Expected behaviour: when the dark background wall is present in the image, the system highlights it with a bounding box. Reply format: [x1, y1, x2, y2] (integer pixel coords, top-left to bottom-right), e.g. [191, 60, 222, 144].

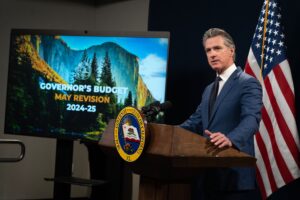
[148, 0, 300, 199]
[148, 0, 300, 129]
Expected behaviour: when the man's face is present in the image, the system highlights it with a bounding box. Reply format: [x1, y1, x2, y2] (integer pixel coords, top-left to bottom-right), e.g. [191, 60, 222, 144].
[204, 36, 235, 74]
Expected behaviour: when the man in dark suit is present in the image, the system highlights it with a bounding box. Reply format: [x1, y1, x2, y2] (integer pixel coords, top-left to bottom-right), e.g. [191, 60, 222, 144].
[181, 28, 263, 200]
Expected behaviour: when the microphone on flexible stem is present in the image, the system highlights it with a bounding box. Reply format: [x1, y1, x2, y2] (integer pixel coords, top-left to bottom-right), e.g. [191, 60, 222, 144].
[141, 101, 172, 122]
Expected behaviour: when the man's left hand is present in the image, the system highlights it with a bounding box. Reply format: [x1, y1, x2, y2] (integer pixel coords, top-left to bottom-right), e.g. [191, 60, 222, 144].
[204, 130, 232, 148]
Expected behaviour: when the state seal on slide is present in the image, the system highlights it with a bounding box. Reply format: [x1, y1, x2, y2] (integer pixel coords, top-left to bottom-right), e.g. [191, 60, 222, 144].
[114, 106, 146, 162]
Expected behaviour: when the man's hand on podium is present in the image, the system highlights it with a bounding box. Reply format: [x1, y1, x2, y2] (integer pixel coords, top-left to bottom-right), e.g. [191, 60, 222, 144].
[204, 130, 233, 148]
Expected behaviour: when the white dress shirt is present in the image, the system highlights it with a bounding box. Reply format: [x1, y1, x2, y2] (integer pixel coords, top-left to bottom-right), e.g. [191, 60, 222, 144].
[217, 63, 237, 95]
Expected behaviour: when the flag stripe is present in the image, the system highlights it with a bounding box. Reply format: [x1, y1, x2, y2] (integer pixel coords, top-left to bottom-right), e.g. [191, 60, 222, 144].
[260, 105, 294, 182]
[245, 49, 263, 82]
[261, 74, 300, 181]
[264, 76, 300, 170]
[256, 166, 268, 199]
[269, 69, 300, 152]
[273, 65, 296, 116]
[258, 118, 285, 187]
[255, 129, 278, 191]
[244, 61, 255, 77]
[280, 60, 295, 94]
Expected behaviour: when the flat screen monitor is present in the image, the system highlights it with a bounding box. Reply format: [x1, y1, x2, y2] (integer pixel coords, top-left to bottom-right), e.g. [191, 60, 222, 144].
[4, 29, 170, 141]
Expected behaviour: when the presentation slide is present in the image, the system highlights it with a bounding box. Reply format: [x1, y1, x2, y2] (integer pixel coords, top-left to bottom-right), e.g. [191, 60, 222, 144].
[5, 30, 169, 141]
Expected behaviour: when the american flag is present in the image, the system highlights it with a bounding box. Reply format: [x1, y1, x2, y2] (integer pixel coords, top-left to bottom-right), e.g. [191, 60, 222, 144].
[244, 0, 300, 199]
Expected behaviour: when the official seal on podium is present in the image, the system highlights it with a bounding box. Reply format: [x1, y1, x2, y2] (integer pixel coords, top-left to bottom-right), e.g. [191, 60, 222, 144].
[114, 106, 146, 162]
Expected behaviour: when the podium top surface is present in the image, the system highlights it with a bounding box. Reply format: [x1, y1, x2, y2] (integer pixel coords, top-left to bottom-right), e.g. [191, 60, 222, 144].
[99, 120, 256, 168]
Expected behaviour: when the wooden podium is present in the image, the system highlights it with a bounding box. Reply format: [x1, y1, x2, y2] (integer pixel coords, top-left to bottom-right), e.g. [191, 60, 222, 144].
[99, 120, 256, 200]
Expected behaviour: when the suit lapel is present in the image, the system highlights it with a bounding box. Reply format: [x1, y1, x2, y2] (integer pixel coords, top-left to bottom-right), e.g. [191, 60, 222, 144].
[208, 67, 242, 124]
[202, 84, 212, 127]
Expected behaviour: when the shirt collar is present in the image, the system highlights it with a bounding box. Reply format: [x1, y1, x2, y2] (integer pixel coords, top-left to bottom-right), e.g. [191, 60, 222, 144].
[217, 63, 237, 82]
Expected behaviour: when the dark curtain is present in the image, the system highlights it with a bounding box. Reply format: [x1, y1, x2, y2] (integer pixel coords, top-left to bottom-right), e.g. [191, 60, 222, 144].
[148, 0, 299, 127]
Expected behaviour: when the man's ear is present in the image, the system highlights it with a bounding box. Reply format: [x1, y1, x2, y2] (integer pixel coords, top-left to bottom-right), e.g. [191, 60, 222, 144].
[231, 48, 235, 55]
[230, 48, 235, 59]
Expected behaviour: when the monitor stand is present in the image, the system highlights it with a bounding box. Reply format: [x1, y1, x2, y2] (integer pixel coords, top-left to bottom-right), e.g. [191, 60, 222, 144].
[45, 139, 107, 199]
[54, 139, 73, 198]
[45, 138, 132, 199]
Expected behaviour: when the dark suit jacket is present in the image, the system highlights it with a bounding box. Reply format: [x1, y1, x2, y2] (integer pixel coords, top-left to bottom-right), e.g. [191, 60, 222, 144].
[181, 67, 263, 190]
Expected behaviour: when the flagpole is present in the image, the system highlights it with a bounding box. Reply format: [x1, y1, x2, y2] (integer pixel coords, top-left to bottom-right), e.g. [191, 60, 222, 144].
[260, 0, 270, 78]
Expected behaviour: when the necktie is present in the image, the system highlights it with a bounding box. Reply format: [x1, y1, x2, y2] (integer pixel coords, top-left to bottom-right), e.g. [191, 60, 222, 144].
[209, 76, 221, 118]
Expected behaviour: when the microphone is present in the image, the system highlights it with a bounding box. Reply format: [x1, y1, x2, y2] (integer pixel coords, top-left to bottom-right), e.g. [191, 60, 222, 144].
[157, 101, 172, 111]
[141, 101, 172, 119]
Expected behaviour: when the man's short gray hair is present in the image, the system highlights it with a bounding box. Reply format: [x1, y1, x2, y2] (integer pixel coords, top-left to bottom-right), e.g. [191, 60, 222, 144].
[202, 28, 236, 61]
